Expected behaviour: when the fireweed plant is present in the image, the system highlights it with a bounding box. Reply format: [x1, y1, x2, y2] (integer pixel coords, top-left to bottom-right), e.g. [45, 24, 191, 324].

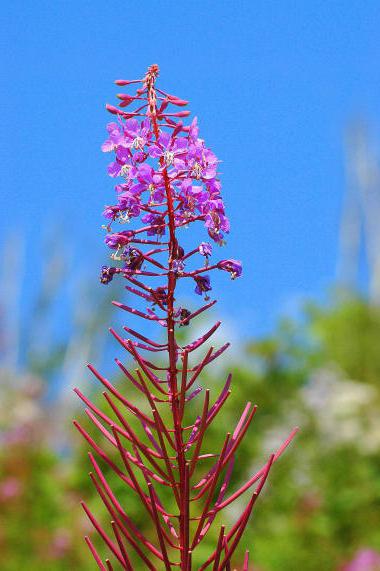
[74, 65, 297, 570]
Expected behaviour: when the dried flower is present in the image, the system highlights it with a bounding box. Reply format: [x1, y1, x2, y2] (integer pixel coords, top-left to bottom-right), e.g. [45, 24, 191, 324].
[194, 274, 212, 296]
[99, 265, 116, 284]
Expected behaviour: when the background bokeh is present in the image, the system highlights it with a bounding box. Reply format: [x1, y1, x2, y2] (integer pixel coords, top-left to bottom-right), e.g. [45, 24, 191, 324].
[1, 2, 380, 570]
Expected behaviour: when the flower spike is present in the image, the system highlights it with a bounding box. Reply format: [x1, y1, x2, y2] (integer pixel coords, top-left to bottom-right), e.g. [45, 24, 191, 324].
[75, 64, 297, 570]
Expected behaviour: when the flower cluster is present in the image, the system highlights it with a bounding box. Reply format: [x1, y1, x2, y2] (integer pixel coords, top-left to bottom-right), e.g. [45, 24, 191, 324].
[99, 68, 242, 299]
[102, 116, 229, 244]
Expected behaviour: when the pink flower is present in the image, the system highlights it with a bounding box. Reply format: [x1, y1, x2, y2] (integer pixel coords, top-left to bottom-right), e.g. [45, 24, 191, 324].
[0, 477, 22, 500]
[51, 529, 72, 559]
[342, 549, 380, 571]
[101, 122, 126, 152]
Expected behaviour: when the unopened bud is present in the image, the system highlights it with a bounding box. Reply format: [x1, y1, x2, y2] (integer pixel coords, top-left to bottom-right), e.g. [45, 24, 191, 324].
[167, 95, 189, 107]
[114, 79, 141, 86]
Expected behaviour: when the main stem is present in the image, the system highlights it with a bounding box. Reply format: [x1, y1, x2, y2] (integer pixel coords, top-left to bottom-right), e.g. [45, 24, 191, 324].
[147, 69, 189, 570]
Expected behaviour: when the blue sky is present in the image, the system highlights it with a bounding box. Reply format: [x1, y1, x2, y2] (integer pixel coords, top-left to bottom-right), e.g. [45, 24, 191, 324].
[1, 1, 380, 338]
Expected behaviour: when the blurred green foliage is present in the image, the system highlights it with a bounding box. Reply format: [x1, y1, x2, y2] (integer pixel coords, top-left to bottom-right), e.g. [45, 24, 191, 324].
[1, 286, 380, 570]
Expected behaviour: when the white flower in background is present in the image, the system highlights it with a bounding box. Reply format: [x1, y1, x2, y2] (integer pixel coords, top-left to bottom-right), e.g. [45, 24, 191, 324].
[302, 367, 380, 453]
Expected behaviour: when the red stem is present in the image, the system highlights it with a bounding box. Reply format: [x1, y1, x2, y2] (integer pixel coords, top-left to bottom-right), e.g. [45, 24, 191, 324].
[150, 74, 190, 570]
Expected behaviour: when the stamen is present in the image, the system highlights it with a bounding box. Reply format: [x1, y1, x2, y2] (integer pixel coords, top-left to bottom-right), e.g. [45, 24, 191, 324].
[118, 211, 130, 224]
[164, 150, 175, 166]
[120, 164, 131, 179]
[192, 162, 202, 179]
[133, 136, 144, 150]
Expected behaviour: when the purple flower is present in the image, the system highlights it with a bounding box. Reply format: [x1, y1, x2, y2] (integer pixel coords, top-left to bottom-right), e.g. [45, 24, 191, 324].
[194, 274, 212, 295]
[172, 258, 185, 274]
[218, 259, 242, 279]
[199, 242, 212, 257]
[177, 178, 208, 221]
[124, 118, 152, 150]
[201, 196, 230, 242]
[205, 178, 222, 194]
[141, 213, 166, 236]
[131, 164, 165, 203]
[101, 122, 127, 152]
[104, 231, 134, 249]
[100, 265, 116, 284]
[204, 209, 230, 243]
[105, 119, 150, 177]
[187, 139, 218, 181]
[117, 191, 142, 220]
[107, 161, 123, 178]
[107, 156, 136, 179]
[102, 205, 120, 220]
[188, 117, 199, 142]
[202, 196, 224, 215]
[149, 131, 188, 171]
